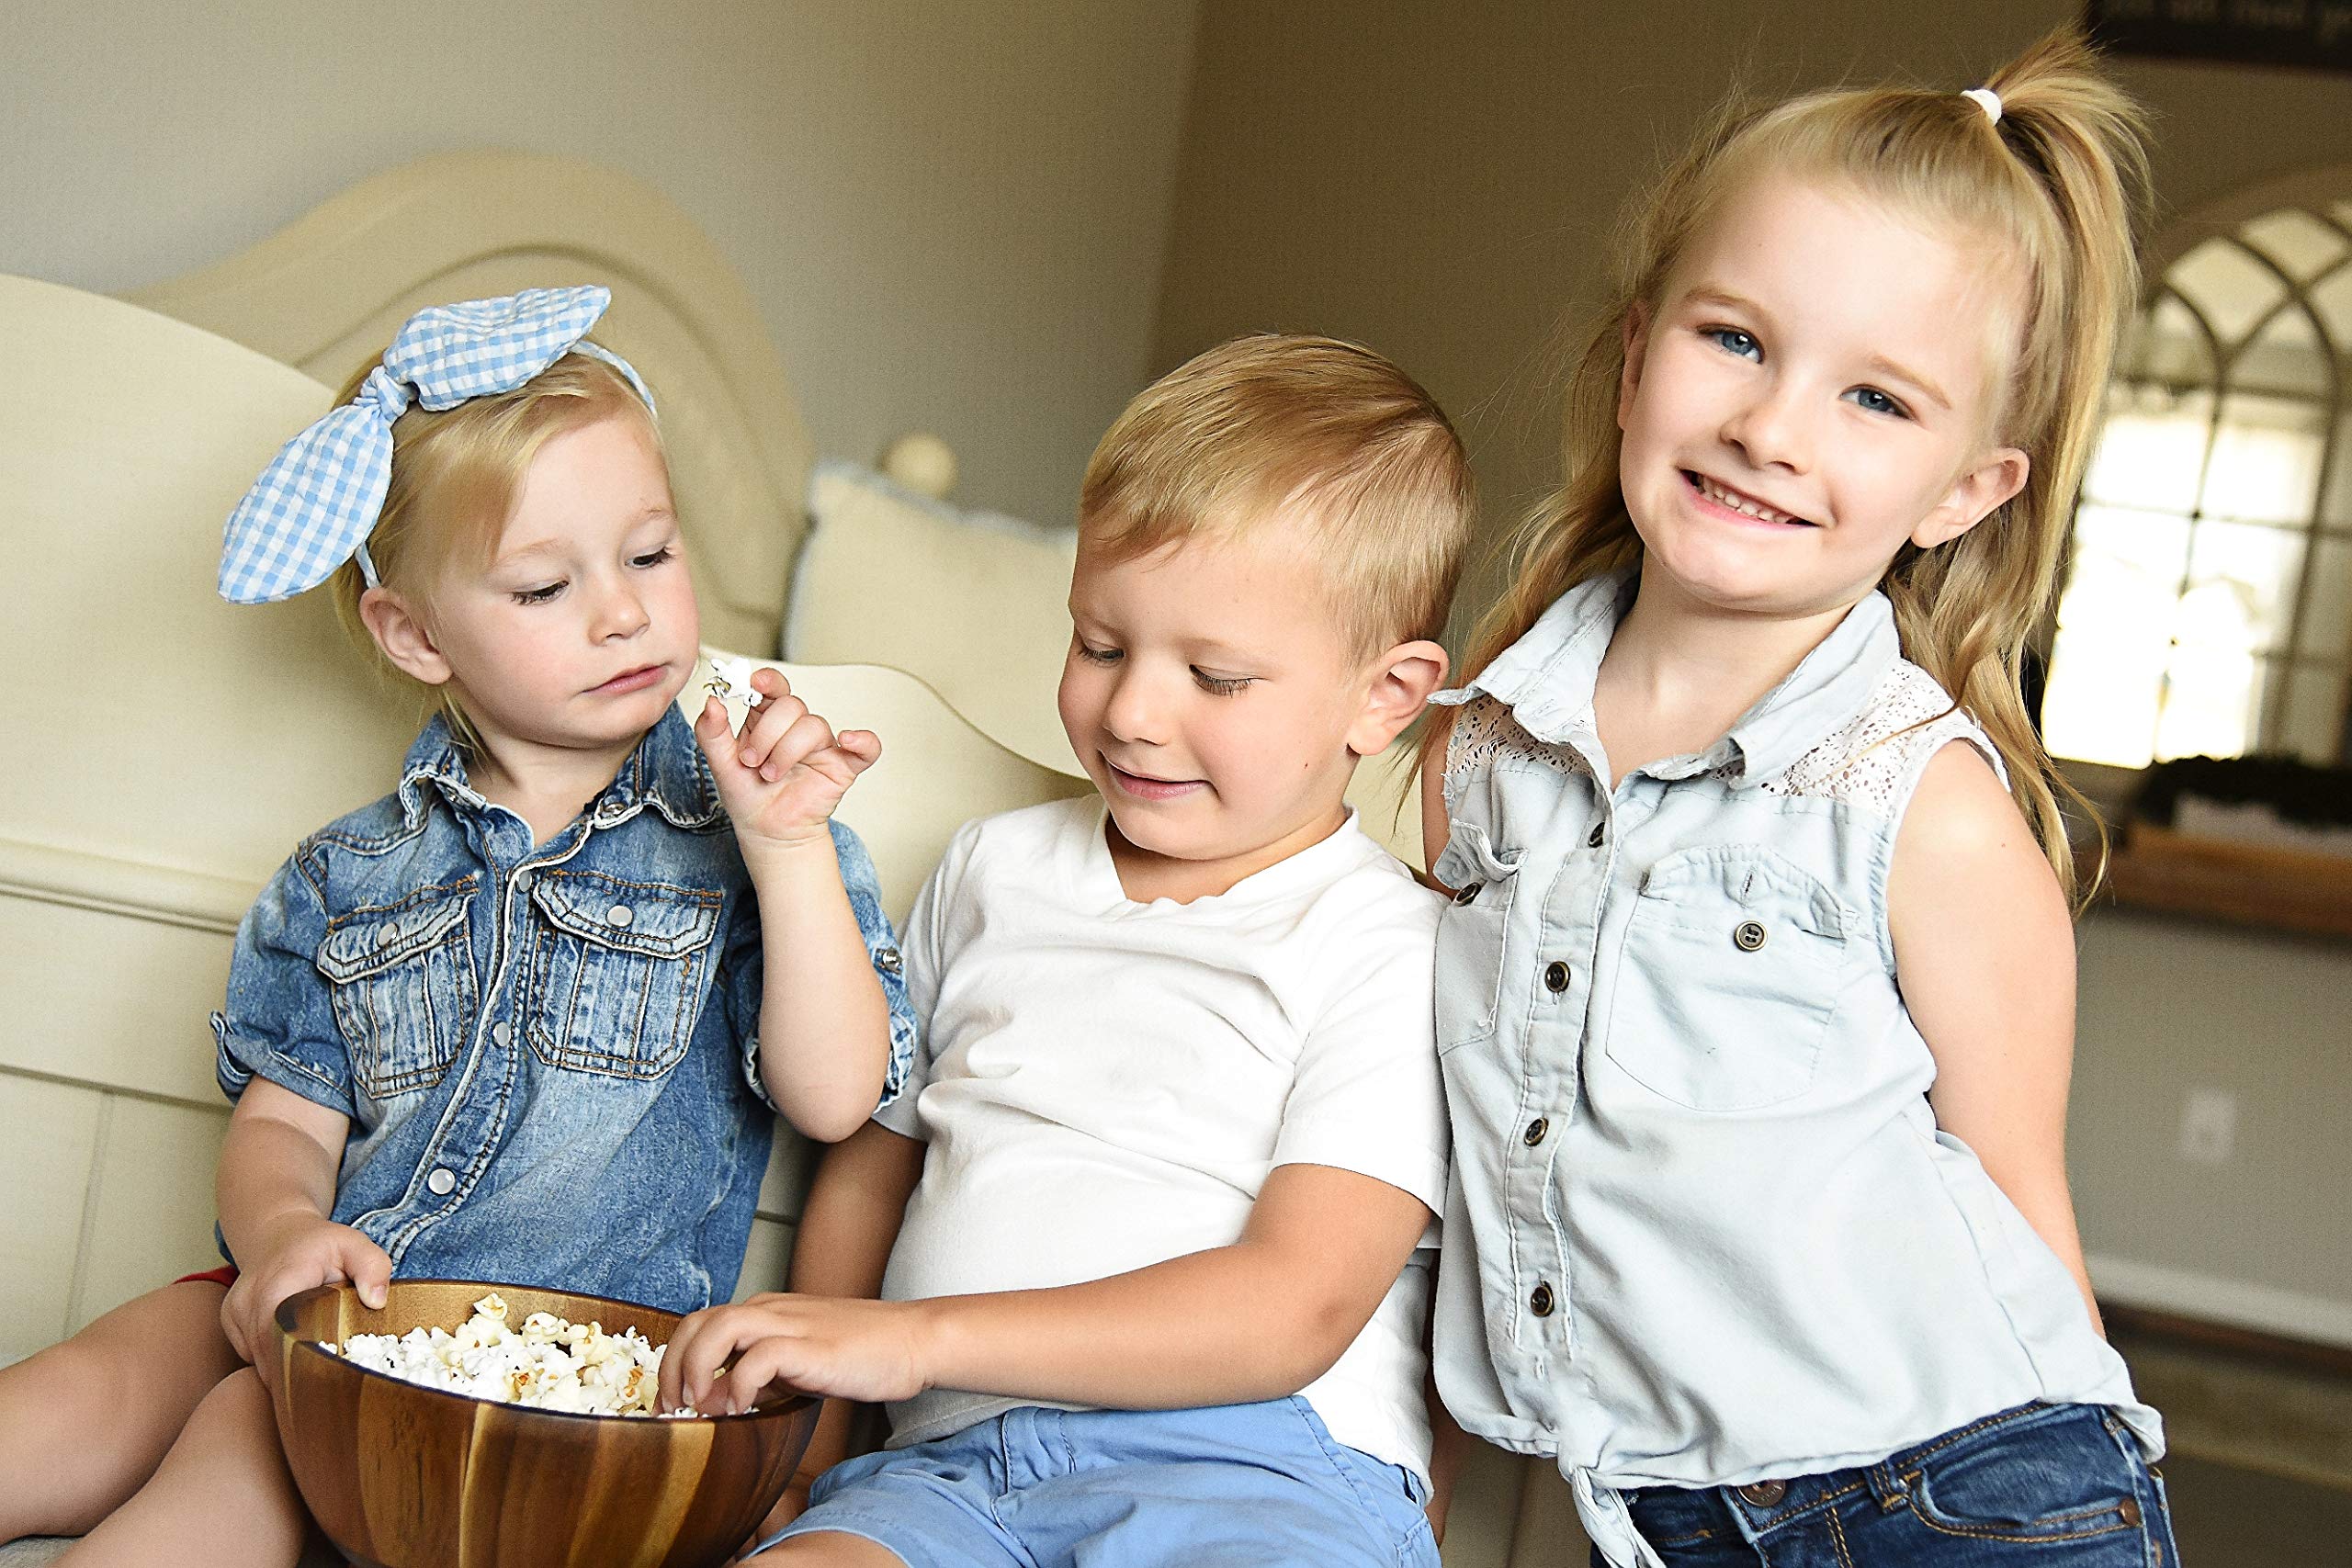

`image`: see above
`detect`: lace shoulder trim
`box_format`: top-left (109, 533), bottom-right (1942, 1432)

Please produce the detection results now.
top-left (1443, 693), bottom-right (1589, 810)
top-left (1751, 660), bottom-right (1999, 816)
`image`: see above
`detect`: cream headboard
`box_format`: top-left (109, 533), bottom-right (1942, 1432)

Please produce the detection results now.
top-left (126, 150), bottom-right (812, 656)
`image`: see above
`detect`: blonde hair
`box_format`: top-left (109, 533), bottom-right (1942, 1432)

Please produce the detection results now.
top-left (1081, 333), bottom-right (1475, 658)
top-left (327, 348), bottom-right (663, 747)
top-left (1435, 28), bottom-right (2148, 907)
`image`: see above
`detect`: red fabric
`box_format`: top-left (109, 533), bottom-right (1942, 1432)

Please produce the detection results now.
top-left (175, 1264), bottom-right (238, 1288)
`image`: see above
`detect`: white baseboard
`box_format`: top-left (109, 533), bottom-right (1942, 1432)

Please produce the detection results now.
top-left (2088, 1253), bottom-right (2352, 1349)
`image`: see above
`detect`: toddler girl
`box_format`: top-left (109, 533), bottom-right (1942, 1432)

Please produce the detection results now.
top-left (1419, 31), bottom-right (2176, 1568)
top-left (0, 287), bottom-right (914, 1567)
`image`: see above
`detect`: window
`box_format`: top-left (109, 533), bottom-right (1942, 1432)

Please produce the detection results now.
top-left (2041, 177), bottom-right (2352, 771)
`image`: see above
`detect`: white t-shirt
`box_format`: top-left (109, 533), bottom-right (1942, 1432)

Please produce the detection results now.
top-left (874, 795), bottom-right (1450, 1480)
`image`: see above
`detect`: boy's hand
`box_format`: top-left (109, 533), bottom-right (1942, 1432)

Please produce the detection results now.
top-left (220, 1213), bottom-right (391, 1388)
top-left (661, 1293), bottom-right (932, 1415)
top-left (695, 669), bottom-right (881, 861)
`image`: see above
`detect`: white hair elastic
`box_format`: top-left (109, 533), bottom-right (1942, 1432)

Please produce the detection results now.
top-left (1961, 86), bottom-right (2003, 125)
top-left (705, 654), bottom-right (763, 708)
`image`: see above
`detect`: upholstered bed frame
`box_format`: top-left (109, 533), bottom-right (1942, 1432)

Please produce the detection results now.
top-left (0, 152), bottom-right (1550, 1564)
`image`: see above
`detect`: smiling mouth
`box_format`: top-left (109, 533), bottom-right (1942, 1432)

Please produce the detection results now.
top-left (1685, 471), bottom-right (1814, 527)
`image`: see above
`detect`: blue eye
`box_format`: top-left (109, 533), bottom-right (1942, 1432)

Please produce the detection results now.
top-left (1846, 386), bottom-right (1909, 418)
top-left (1704, 327), bottom-right (1761, 361)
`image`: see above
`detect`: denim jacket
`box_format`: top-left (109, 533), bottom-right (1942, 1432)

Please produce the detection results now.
top-left (1425, 571), bottom-right (2155, 1568)
top-left (211, 705), bottom-right (915, 1314)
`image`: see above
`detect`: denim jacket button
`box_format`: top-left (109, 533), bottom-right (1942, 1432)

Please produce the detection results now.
top-left (492, 1021), bottom-right (513, 1048)
top-left (425, 1168), bottom-right (457, 1196)
top-left (373, 924), bottom-right (397, 948)
top-left (607, 903), bottom-right (633, 928)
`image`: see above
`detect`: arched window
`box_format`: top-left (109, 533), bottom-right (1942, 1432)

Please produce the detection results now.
top-left (2041, 172), bottom-right (2352, 772)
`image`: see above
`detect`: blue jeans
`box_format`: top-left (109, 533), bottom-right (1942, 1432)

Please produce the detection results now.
top-left (1615, 1403), bottom-right (2178, 1566)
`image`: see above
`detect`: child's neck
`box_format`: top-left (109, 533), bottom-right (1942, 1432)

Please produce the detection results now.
top-left (1105, 800), bottom-right (1349, 906)
top-left (464, 729), bottom-right (641, 847)
top-left (1591, 575), bottom-right (1857, 789)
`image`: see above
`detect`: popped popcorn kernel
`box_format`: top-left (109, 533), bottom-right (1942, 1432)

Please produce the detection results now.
top-left (333, 1295), bottom-right (688, 1417)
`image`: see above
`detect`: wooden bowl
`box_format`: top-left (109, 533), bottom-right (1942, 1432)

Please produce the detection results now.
top-left (272, 1280), bottom-right (819, 1568)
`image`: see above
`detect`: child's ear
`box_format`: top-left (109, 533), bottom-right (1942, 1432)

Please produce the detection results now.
top-left (1349, 639), bottom-right (1450, 760)
top-left (1915, 446), bottom-right (2030, 550)
top-left (358, 586), bottom-right (454, 687)
top-left (1618, 302), bottom-right (1653, 432)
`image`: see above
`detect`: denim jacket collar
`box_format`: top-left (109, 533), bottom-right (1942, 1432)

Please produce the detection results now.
top-left (394, 705), bottom-right (725, 832)
top-left (1433, 566), bottom-right (1901, 788)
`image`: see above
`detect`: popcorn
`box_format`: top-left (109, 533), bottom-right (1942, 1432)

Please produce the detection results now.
top-left (705, 655), bottom-right (763, 709)
top-left (324, 1293), bottom-right (695, 1418)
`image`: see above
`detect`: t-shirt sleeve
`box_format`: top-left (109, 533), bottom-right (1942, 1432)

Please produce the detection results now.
top-left (871, 818), bottom-right (978, 1140)
top-left (210, 853), bottom-right (357, 1119)
top-left (1270, 882), bottom-right (1449, 1220)
top-left (723, 818), bottom-right (921, 1112)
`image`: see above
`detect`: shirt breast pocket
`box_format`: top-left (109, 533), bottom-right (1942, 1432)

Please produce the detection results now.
top-left (1434, 820), bottom-right (1521, 1053)
top-left (316, 881), bottom-right (480, 1100)
top-left (523, 870), bottom-right (723, 1079)
top-left (1605, 847), bottom-right (1849, 1111)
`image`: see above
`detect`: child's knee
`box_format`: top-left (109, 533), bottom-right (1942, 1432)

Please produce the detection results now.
top-left (184, 1366), bottom-right (277, 1448)
top-left (745, 1531), bottom-right (906, 1566)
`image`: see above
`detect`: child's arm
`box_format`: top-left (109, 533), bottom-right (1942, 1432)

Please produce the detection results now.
top-left (694, 668), bottom-right (892, 1142)
top-left (666, 1162), bottom-right (1430, 1415)
top-left (1890, 744), bottom-right (2101, 1327)
top-left (730, 1120), bottom-right (926, 1523)
top-left (214, 1078), bottom-right (390, 1379)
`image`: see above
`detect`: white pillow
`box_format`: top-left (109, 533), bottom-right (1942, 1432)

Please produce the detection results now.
top-left (788, 460), bottom-right (1080, 776)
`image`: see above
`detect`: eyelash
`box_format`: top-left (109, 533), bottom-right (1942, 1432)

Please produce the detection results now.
top-left (509, 546), bottom-right (675, 605)
top-left (1699, 326), bottom-right (1911, 421)
top-left (1074, 642), bottom-right (1252, 695)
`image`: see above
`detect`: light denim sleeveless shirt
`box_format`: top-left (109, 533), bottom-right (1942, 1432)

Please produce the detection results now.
top-left (1426, 571), bottom-right (2159, 1568)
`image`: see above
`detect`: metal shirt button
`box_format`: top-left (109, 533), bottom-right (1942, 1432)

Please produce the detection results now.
top-left (492, 1021), bottom-right (513, 1048)
top-left (1733, 919), bottom-right (1768, 952)
top-left (607, 903), bottom-right (633, 928)
top-left (1523, 1116), bottom-right (1549, 1145)
top-left (1738, 1479), bottom-right (1788, 1507)
top-left (425, 1168), bottom-right (457, 1197)
top-left (1544, 960), bottom-right (1570, 993)
top-left (373, 925), bottom-right (397, 948)
top-left (1453, 882), bottom-right (1483, 907)
top-left (1587, 822), bottom-right (1605, 849)
top-left (1529, 1281), bottom-right (1555, 1316)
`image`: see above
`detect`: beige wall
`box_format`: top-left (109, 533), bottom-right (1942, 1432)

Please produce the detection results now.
top-left (1155, 3), bottom-right (2352, 1334)
top-left (2, 0), bottom-right (1199, 528)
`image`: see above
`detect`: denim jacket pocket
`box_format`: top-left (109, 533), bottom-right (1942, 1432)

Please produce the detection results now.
top-left (1434, 820), bottom-right (1522, 1054)
top-left (523, 869), bottom-right (723, 1079)
top-left (316, 879), bottom-right (479, 1100)
top-left (1605, 847), bottom-right (1848, 1111)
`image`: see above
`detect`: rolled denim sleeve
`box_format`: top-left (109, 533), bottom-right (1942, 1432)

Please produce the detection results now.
top-left (211, 854), bottom-right (356, 1119)
top-left (724, 818), bottom-right (918, 1112)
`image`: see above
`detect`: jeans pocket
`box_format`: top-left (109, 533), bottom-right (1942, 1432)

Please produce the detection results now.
top-left (316, 878), bottom-right (479, 1100)
top-left (523, 869), bottom-right (722, 1078)
top-left (1903, 1405), bottom-right (2148, 1548)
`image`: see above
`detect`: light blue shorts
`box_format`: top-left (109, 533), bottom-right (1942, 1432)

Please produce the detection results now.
top-left (753, 1397), bottom-right (1437, 1566)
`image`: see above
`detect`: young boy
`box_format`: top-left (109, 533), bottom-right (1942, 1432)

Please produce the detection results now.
top-left (662, 334), bottom-right (1476, 1568)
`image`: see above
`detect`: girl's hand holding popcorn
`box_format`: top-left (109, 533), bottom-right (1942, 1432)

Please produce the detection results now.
top-left (695, 667), bottom-right (881, 864)
top-left (220, 1213), bottom-right (392, 1391)
top-left (659, 1292), bottom-right (933, 1416)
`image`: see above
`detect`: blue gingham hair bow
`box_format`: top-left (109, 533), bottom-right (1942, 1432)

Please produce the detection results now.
top-left (218, 286), bottom-right (653, 604)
